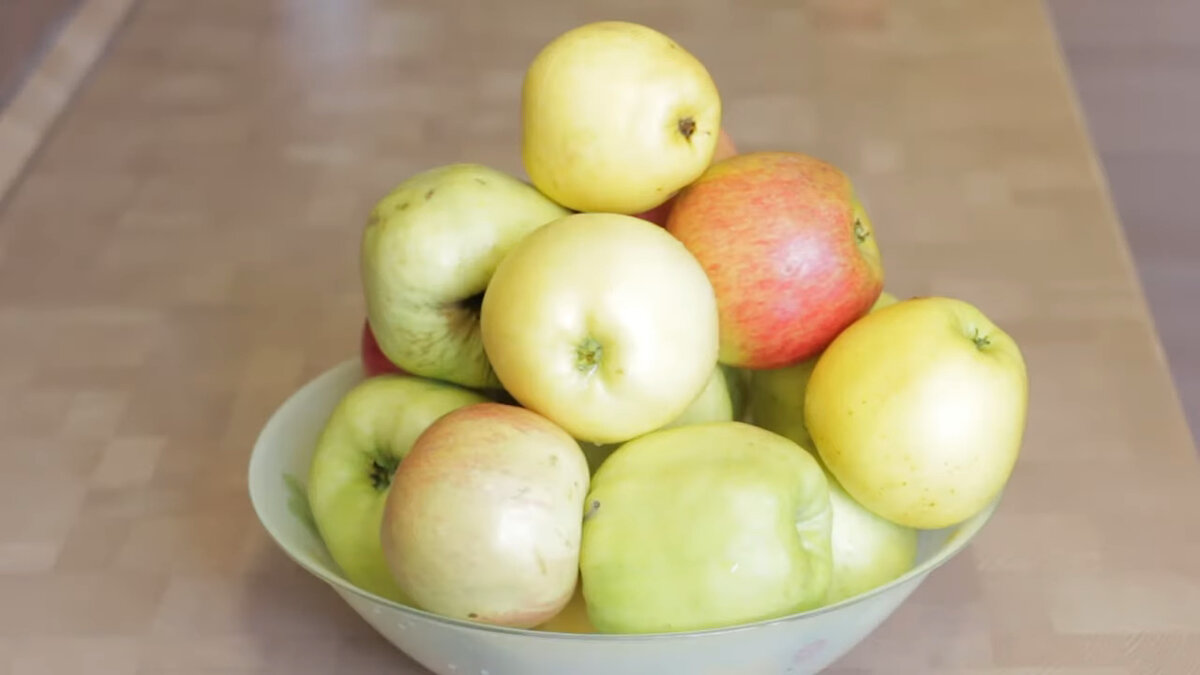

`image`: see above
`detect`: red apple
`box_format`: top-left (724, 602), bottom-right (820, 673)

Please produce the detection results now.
top-left (360, 319), bottom-right (405, 377)
top-left (634, 128), bottom-right (739, 227)
top-left (665, 151), bottom-right (884, 369)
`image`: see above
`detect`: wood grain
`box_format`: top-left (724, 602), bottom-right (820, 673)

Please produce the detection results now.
top-left (0, 0), bottom-right (1198, 673)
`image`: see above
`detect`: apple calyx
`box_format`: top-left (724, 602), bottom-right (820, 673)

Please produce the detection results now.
top-left (678, 116), bottom-right (696, 141)
top-left (853, 218), bottom-right (869, 244)
top-left (369, 451), bottom-right (400, 491)
top-left (575, 337), bottom-right (604, 375)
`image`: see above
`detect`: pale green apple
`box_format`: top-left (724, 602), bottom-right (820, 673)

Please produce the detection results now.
top-left (748, 290), bottom-right (898, 449)
top-left (306, 375), bottom-right (488, 604)
top-left (824, 469), bottom-right (918, 605)
top-left (522, 21), bottom-right (722, 214)
top-left (480, 212), bottom-right (720, 444)
top-left (361, 163), bottom-right (571, 390)
top-left (577, 363), bottom-right (743, 474)
top-left (805, 296), bottom-right (1028, 529)
top-left (381, 403), bottom-right (591, 628)
top-left (579, 421), bottom-right (833, 634)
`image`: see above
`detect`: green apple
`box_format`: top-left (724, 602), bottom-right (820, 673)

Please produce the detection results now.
top-left (380, 403), bottom-right (590, 628)
top-left (480, 212), bottom-right (720, 444)
top-left (361, 163), bottom-right (571, 390)
top-left (577, 363), bottom-right (745, 474)
top-left (579, 421), bottom-right (833, 634)
top-left (824, 469), bottom-right (918, 605)
top-left (805, 296), bottom-right (1028, 529)
top-left (522, 21), bottom-right (722, 214)
top-left (306, 375), bottom-right (488, 603)
top-left (748, 290), bottom-right (899, 449)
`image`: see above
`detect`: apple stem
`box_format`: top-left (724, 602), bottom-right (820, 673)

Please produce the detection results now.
top-left (575, 337), bottom-right (603, 375)
top-left (678, 117), bottom-right (696, 141)
top-left (583, 499), bottom-right (601, 522)
top-left (972, 329), bottom-right (991, 350)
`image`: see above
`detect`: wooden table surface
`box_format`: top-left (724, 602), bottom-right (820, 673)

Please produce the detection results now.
top-left (2, 0), bottom-right (1198, 672)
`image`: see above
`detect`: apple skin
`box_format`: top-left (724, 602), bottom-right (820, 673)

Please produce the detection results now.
top-left (824, 468), bottom-right (919, 605)
top-left (361, 163), bottom-right (571, 390)
top-left (633, 128), bottom-right (739, 227)
top-left (306, 375), bottom-right (489, 604)
top-left (480, 212), bottom-right (720, 445)
top-left (666, 151), bottom-right (885, 369)
top-left (579, 421), bottom-right (833, 634)
top-left (360, 319), bottom-right (405, 377)
top-left (522, 21), bottom-right (722, 214)
top-left (805, 296), bottom-right (1028, 529)
top-left (380, 403), bottom-right (591, 628)
top-left (578, 363), bottom-right (745, 474)
top-left (747, 290), bottom-right (899, 450)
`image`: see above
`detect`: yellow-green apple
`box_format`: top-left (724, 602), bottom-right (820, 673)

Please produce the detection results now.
top-left (306, 375), bottom-right (488, 604)
top-left (522, 21), bottom-right (722, 214)
top-left (748, 290), bottom-right (899, 449)
top-left (361, 163), bottom-right (570, 389)
top-left (634, 128), bottom-right (739, 227)
top-left (666, 151), bottom-right (885, 369)
top-left (824, 469), bottom-right (918, 605)
top-left (480, 212), bottom-right (719, 444)
top-left (579, 421), bottom-right (832, 633)
top-left (578, 363), bottom-right (747, 474)
top-left (805, 296), bottom-right (1028, 529)
top-left (360, 319), bottom-right (405, 377)
top-left (380, 403), bottom-right (590, 628)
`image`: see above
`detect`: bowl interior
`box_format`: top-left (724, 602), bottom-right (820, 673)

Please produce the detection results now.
top-left (248, 358), bottom-right (999, 639)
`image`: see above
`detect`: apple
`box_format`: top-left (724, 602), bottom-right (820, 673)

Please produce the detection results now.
top-left (360, 319), bottom-right (405, 377)
top-left (480, 212), bottom-right (720, 444)
top-left (747, 290), bottom-right (899, 450)
top-left (361, 163), bottom-right (571, 390)
top-left (824, 469), bottom-right (918, 605)
top-left (666, 151), bottom-right (885, 369)
top-left (306, 375), bottom-right (489, 604)
top-left (804, 296), bottom-right (1028, 529)
top-left (522, 21), bottom-right (722, 214)
top-left (578, 363), bottom-right (747, 474)
top-left (579, 421), bottom-right (832, 634)
top-left (634, 128), bottom-right (740, 227)
top-left (380, 403), bottom-right (590, 628)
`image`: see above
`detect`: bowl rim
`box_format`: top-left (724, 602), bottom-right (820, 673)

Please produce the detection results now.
top-left (248, 357), bottom-right (1004, 641)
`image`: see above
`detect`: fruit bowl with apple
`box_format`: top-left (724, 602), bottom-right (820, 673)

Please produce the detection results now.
top-left (249, 357), bottom-right (1002, 675)
top-left (248, 18), bottom-right (1027, 675)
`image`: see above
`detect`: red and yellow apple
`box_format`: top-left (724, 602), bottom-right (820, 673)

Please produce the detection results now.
top-left (380, 402), bottom-right (590, 628)
top-left (666, 151), bottom-right (884, 370)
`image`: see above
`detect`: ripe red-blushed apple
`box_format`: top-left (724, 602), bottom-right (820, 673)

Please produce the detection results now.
top-left (634, 128), bottom-right (738, 227)
top-left (380, 402), bottom-right (590, 628)
top-left (360, 319), bottom-right (405, 377)
top-left (665, 151), bottom-right (884, 370)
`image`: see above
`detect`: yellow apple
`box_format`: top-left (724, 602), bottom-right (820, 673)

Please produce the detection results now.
top-left (480, 212), bottom-right (720, 445)
top-left (521, 21), bottom-right (722, 214)
top-left (804, 296), bottom-right (1028, 529)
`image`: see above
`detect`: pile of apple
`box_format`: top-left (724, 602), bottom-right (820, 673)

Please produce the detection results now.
top-left (305, 21), bottom-right (1028, 636)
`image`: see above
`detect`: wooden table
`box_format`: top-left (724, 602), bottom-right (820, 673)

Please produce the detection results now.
top-left (1, 0), bottom-right (1198, 672)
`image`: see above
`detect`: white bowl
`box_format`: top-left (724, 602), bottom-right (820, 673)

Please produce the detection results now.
top-left (248, 359), bottom-right (999, 675)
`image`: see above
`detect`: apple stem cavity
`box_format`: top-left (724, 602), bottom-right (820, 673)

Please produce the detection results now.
top-left (677, 116), bottom-right (696, 141)
top-left (575, 337), bottom-right (604, 376)
top-left (853, 218), bottom-right (870, 244)
top-left (369, 452), bottom-right (400, 492)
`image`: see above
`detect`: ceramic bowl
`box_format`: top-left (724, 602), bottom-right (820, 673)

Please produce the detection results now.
top-left (248, 358), bottom-right (999, 675)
